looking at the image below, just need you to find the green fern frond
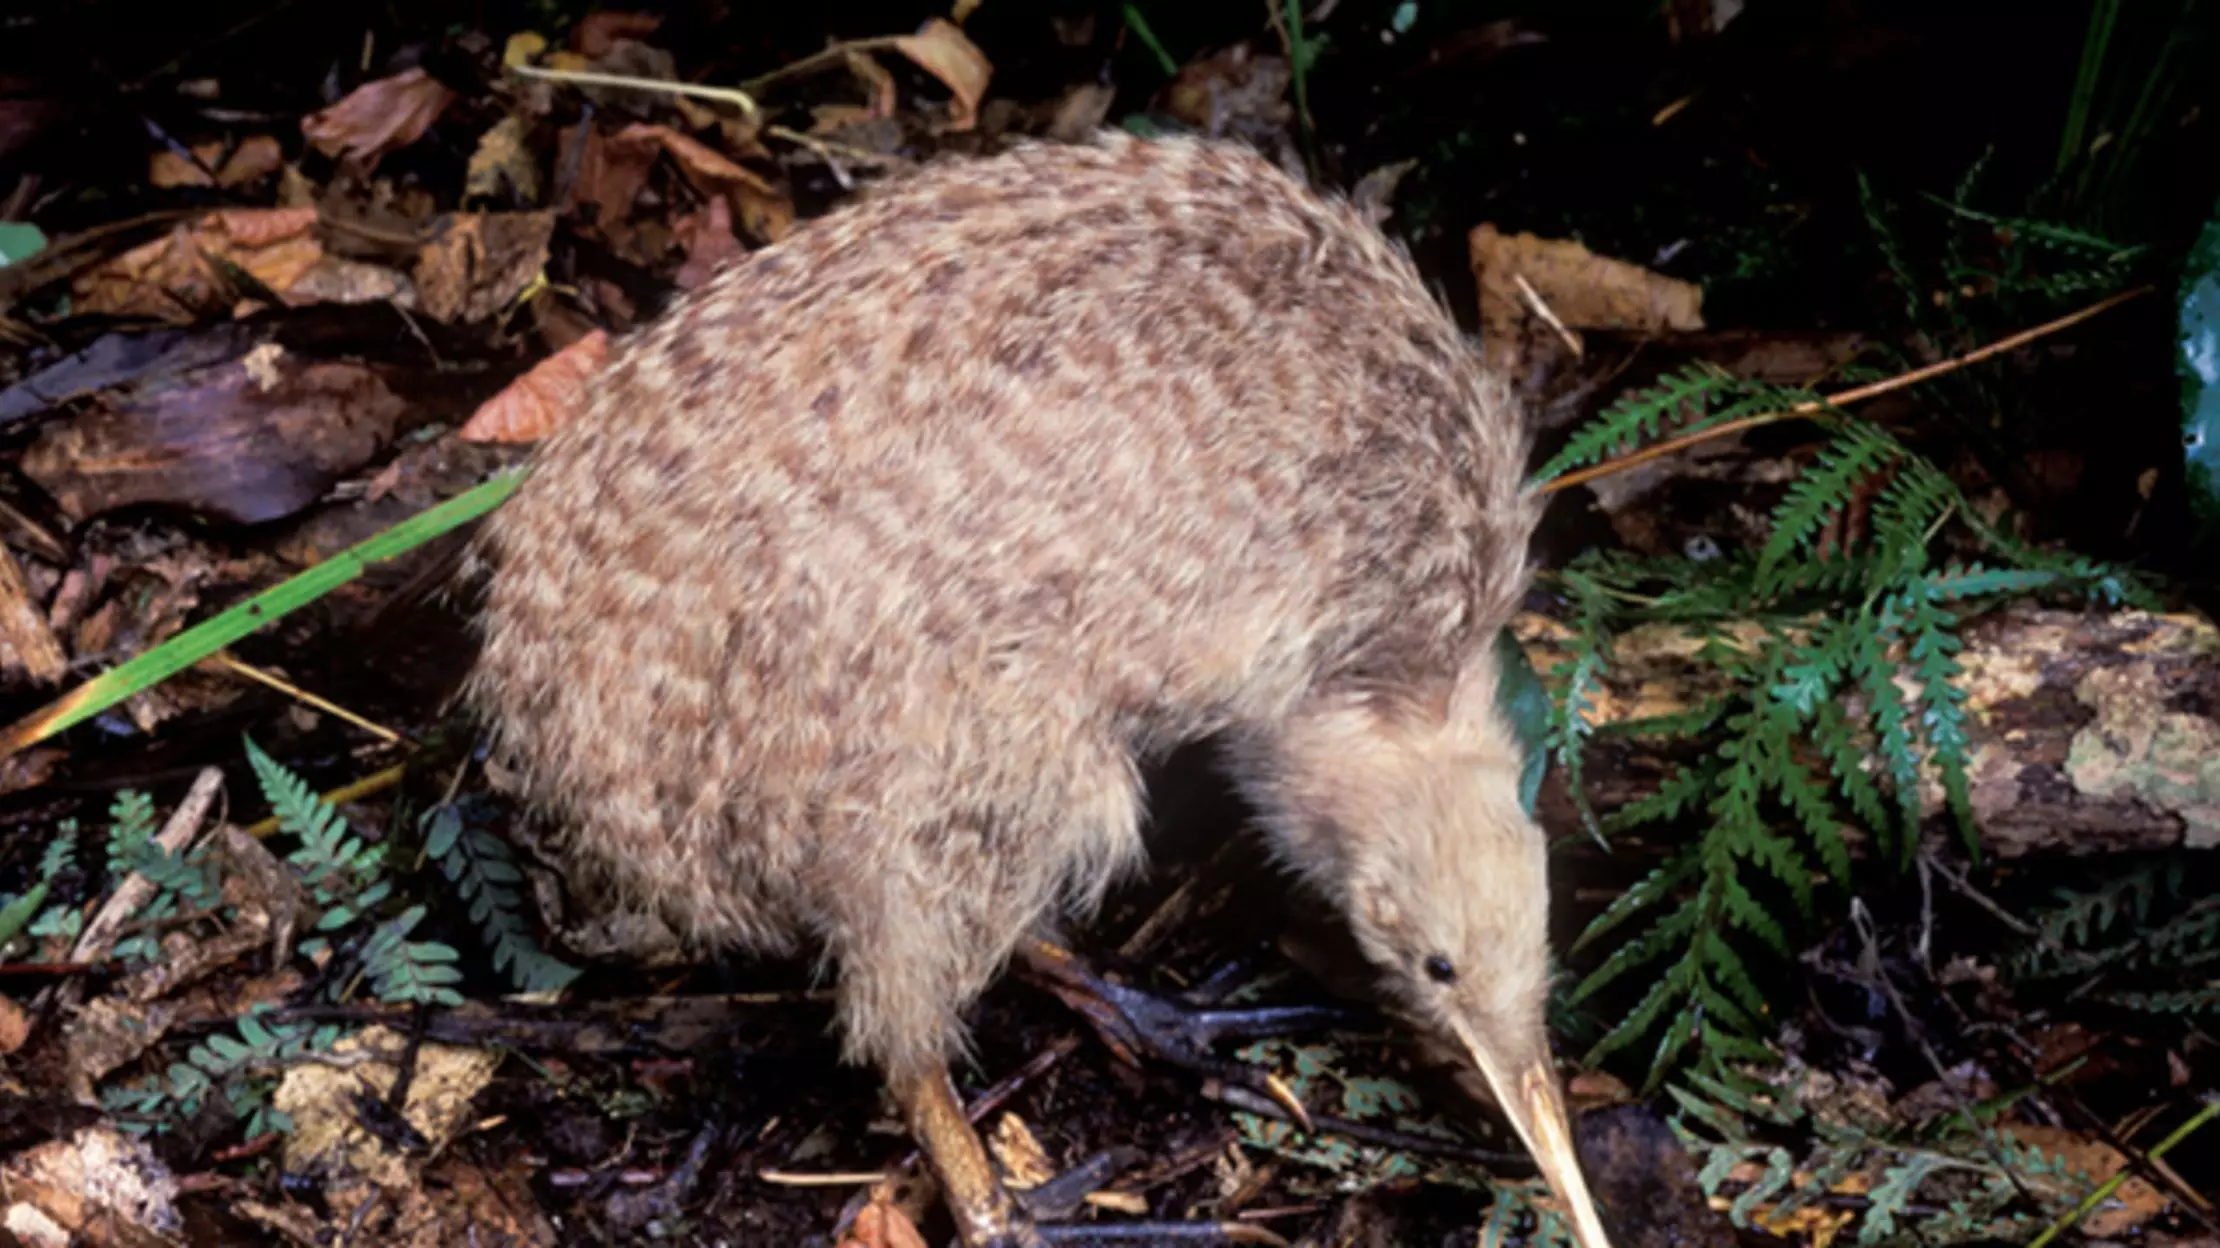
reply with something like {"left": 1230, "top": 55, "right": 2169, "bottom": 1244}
{"left": 1528, "top": 365, "right": 1737, "bottom": 486}
{"left": 426, "top": 803, "right": 581, "bottom": 995}
{"left": 1572, "top": 849, "right": 1703, "bottom": 955}
{"left": 1755, "top": 425, "right": 1902, "bottom": 594}
{"left": 1810, "top": 698, "right": 1891, "bottom": 832}
{"left": 1865, "top": 456, "right": 1957, "bottom": 589}
{"left": 1898, "top": 582, "right": 1977, "bottom": 854}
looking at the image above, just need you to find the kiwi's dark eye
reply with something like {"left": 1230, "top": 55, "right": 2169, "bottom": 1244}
{"left": 1424, "top": 954, "right": 1457, "bottom": 984}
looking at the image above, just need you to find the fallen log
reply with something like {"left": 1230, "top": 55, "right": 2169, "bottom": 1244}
{"left": 1514, "top": 604, "right": 2220, "bottom": 858}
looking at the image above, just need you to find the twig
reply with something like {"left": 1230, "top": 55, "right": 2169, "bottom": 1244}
{"left": 70, "top": 766, "right": 225, "bottom": 964}
{"left": 241, "top": 764, "right": 405, "bottom": 840}
{"left": 1513, "top": 273, "right": 1583, "bottom": 359}
{"left": 207, "top": 652, "right": 407, "bottom": 746}
{"left": 2026, "top": 1096, "right": 2220, "bottom": 1248}
{"left": 758, "top": 1169, "right": 889, "bottom": 1186}
{"left": 509, "top": 64, "right": 759, "bottom": 121}
{"left": 1540, "top": 285, "right": 2153, "bottom": 495}
{"left": 740, "top": 36, "right": 902, "bottom": 96}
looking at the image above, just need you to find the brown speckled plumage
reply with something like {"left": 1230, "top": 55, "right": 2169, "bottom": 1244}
{"left": 466, "top": 131, "right": 1605, "bottom": 1247}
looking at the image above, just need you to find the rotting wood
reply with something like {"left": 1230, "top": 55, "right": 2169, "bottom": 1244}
{"left": 1516, "top": 604, "right": 2220, "bottom": 857}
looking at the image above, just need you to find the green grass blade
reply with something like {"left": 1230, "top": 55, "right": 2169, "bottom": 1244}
{"left": 0, "top": 470, "right": 526, "bottom": 757}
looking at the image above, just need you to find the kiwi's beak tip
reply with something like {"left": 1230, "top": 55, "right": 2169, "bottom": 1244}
{"left": 1455, "top": 1027, "right": 1614, "bottom": 1248}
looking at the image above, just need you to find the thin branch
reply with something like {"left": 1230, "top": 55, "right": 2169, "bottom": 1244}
{"left": 1539, "top": 285, "right": 2153, "bottom": 496}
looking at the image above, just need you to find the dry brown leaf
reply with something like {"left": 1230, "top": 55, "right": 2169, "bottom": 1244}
{"left": 892, "top": 17, "right": 992, "bottom": 131}
{"left": 72, "top": 208, "right": 323, "bottom": 322}
{"left": 559, "top": 121, "right": 657, "bottom": 248}
{"left": 607, "top": 122, "right": 775, "bottom": 195}
{"left": 413, "top": 210, "right": 555, "bottom": 324}
{"left": 573, "top": 10, "right": 664, "bottom": 58}
{"left": 987, "top": 1113, "right": 1057, "bottom": 1190}
{"left": 465, "top": 114, "right": 540, "bottom": 203}
{"left": 0, "top": 543, "right": 65, "bottom": 684}
{"left": 22, "top": 343, "right": 408, "bottom": 524}
{"left": 836, "top": 1195, "right": 930, "bottom": 1248}
{"left": 0, "top": 993, "right": 31, "bottom": 1056}
{"left": 1159, "top": 44, "right": 1292, "bottom": 138}
{"left": 604, "top": 123, "right": 792, "bottom": 243}
{"left": 1468, "top": 223, "right": 1704, "bottom": 374}
{"left": 148, "top": 136, "right": 285, "bottom": 189}
{"left": 459, "top": 330, "right": 610, "bottom": 443}
{"left": 842, "top": 47, "right": 900, "bottom": 121}
{"left": 301, "top": 67, "right": 456, "bottom": 168}
{"left": 673, "top": 196, "right": 745, "bottom": 291}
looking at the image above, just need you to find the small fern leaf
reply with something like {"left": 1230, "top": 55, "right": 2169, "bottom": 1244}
{"left": 243, "top": 736, "right": 342, "bottom": 852}
{"left": 1574, "top": 849, "right": 1703, "bottom": 954}
{"left": 1583, "top": 954, "right": 1694, "bottom": 1066}
{"left": 1571, "top": 897, "right": 1702, "bottom": 1002}
{"left": 1529, "top": 365, "right": 1736, "bottom": 486}
{"left": 1755, "top": 426, "right": 1900, "bottom": 594}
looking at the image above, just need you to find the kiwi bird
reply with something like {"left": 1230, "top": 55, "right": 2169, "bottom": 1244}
{"left": 465, "top": 130, "right": 1611, "bottom": 1248}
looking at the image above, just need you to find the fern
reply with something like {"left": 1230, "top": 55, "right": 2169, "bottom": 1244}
{"left": 1529, "top": 364, "right": 1752, "bottom": 486}
{"left": 426, "top": 801, "right": 581, "bottom": 994}
{"left": 1754, "top": 424, "right": 1901, "bottom": 593}
{"left": 1543, "top": 353, "right": 2145, "bottom": 1087}
{"left": 2007, "top": 864, "right": 2220, "bottom": 1018}
{"left": 245, "top": 735, "right": 389, "bottom": 956}
{"left": 1671, "top": 1064, "right": 2101, "bottom": 1247}
{"left": 357, "top": 904, "right": 466, "bottom": 1007}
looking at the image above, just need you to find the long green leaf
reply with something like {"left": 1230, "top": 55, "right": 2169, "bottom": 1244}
{"left": 0, "top": 471, "right": 526, "bottom": 756}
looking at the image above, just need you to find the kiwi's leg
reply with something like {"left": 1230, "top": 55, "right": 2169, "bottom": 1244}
{"left": 892, "top": 1061, "right": 1043, "bottom": 1248}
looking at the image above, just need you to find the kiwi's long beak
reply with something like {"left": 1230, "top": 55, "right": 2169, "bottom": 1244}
{"left": 1452, "top": 1021, "right": 1613, "bottom": 1248}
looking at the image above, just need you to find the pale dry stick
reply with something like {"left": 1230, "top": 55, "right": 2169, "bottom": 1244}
{"left": 70, "top": 765, "right": 225, "bottom": 964}
{"left": 1512, "top": 272, "right": 1584, "bottom": 360}
{"left": 758, "top": 1169, "right": 893, "bottom": 1187}
{"left": 205, "top": 652, "right": 407, "bottom": 746}
{"left": 1540, "top": 284, "right": 2154, "bottom": 496}
{"left": 507, "top": 64, "right": 759, "bottom": 121}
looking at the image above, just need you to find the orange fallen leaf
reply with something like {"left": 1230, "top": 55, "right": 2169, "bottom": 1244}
{"left": 72, "top": 207, "right": 325, "bottom": 322}
{"left": 892, "top": 17, "right": 992, "bottom": 131}
{"left": 458, "top": 331, "right": 610, "bottom": 444}
{"left": 836, "top": 1195, "right": 929, "bottom": 1248}
{"left": 301, "top": 67, "right": 456, "bottom": 168}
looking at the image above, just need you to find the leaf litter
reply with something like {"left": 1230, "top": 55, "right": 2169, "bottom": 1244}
{"left": 0, "top": 4, "right": 2211, "bottom": 1247}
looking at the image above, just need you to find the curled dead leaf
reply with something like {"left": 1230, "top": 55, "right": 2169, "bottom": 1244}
{"left": 149, "top": 136, "right": 286, "bottom": 190}
{"left": 892, "top": 18, "right": 992, "bottom": 131}
{"left": 605, "top": 123, "right": 792, "bottom": 243}
{"left": 459, "top": 330, "right": 610, "bottom": 443}
{"left": 414, "top": 211, "right": 555, "bottom": 324}
{"left": 836, "top": 1195, "right": 929, "bottom": 1248}
{"left": 71, "top": 208, "right": 324, "bottom": 323}
{"left": 301, "top": 67, "right": 456, "bottom": 169}
{"left": 1469, "top": 223, "right": 1705, "bottom": 376}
